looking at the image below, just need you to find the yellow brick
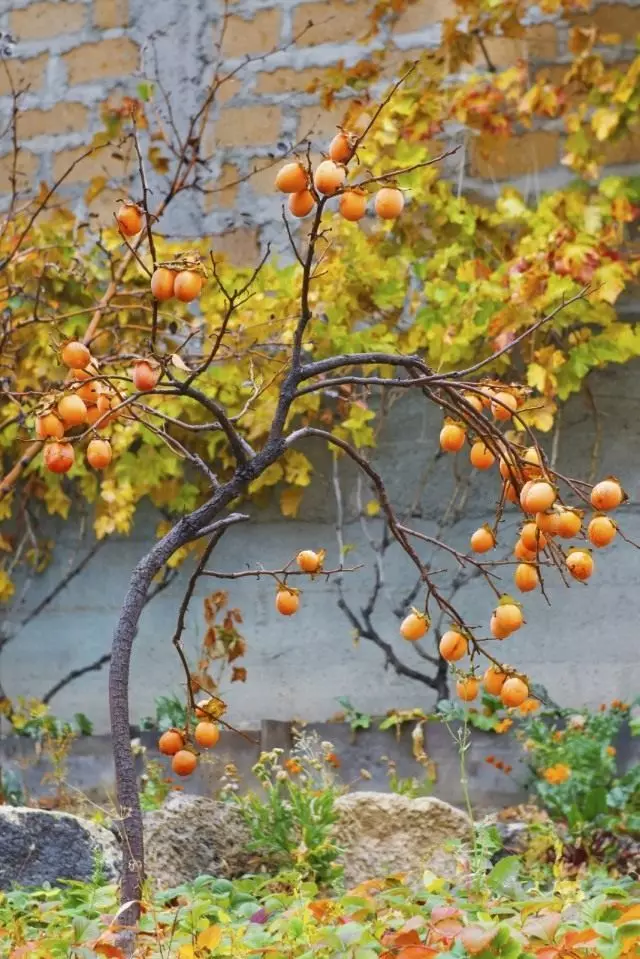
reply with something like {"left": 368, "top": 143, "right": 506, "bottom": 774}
{"left": 256, "top": 66, "right": 325, "bottom": 95}
{"left": 571, "top": 3, "right": 640, "bottom": 38}
{"left": 216, "top": 105, "right": 282, "bottom": 148}
{"left": 63, "top": 38, "right": 139, "bottom": 86}
{"left": 217, "top": 76, "right": 242, "bottom": 105}
{"left": 0, "top": 150, "right": 39, "bottom": 194}
{"left": 204, "top": 163, "right": 240, "bottom": 211}
{"left": 10, "top": 1, "right": 85, "bottom": 39}
{"left": 221, "top": 8, "right": 281, "bottom": 58}
{"left": 392, "top": 0, "right": 453, "bottom": 34}
{"left": 94, "top": 0, "right": 128, "bottom": 29}
{"left": 85, "top": 185, "right": 126, "bottom": 221}
{"left": 18, "top": 102, "right": 89, "bottom": 140}
{"left": 0, "top": 54, "right": 48, "bottom": 96}
{"left": 212, "top": 228, "right": 259, "bottom": 266}
{"left": 246, "top": 157, "right": 284, "bottom": 194}
{"left": 297, "top": 101, "right": 355, "bottom": 143}
{"left": 602, "top": 127, "right": 640, "bottom": 166}
{"left": 477, "top": 24, "right": 557, "bottom": 69}
{"left": 293, "top": 0, "right": 370, "bottom": 46}
{"left": 52, "top": 143, "right": 130, "bottom": 183}
{"left": 471, "top": 131, "right": 559, "bottom": 180}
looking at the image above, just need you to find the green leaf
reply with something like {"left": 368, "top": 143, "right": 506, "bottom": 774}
{"left": 486, "top": 856, "right": 521, "bottom": 893}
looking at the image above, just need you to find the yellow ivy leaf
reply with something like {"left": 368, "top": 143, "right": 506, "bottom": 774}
{"left": 84, "top": 175, "right": 107, "bottom": 204}
{"left": 365, "top": 500, "right": 380, "bottom": 517}
{"left": 591, "top": 107, "right": 619, "bottom": 142}
{"left": 0, "top": 569, "right": 15, "bottom": 603}
{"left": 280, "top": 486, "right": 304, "bottom": 518}
{"left": 197, "top": 925, "right": 222, "bottom": 950}
{"left": 0, "top": 534, "right": 11, "bottom": 552}
{"left": 177, "top": 947, "right": 196, "bottom": 959}
{"left": 248, "top": 462, "right": 284, "bottom": 494}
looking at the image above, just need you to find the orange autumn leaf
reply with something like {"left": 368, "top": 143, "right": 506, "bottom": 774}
{"left": 397, "top": 948, "right": 439, "bottom": 959}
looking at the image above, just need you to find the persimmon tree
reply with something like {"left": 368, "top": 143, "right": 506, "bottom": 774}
{"left": 0, "top": 0, "right": 638, "bottom": 940}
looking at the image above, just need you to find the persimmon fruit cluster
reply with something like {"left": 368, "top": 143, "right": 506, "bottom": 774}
{"left": 276, "top": 131, "right": 405, "bottom": 224}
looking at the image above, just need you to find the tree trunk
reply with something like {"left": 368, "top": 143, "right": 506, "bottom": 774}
{"left": 109, "top": 493, "right": 235, "bottom": 929}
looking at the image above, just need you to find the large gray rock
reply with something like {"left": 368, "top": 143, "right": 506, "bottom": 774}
{"left": 334, "top": 792, "right": 472, "bottom": 887}
{"left": 143, "top": 793, "right": 265, "bottom": 889}
{"left": 0, "top": 806, "right": 120, "bottom": 890}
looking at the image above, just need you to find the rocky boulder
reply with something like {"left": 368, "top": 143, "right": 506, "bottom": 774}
{"left": 143, "top": 793, "right": 265, "bottom": 888}
{"left": 334, "top": 792, "right": 472, "bottom": 887}
{"left": 0, "top": 806, "right": 120, "bottom": 890}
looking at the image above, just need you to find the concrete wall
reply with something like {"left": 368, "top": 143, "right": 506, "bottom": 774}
{"left": 1, "top": 0, "right": 640, "bottom": 259}
{"left": 3, "top": 357, "right": 640, "bottom": 733}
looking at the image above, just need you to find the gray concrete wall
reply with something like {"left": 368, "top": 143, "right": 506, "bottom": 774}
{"left": 2, "top": 359, "right": 640, "bottom": 734}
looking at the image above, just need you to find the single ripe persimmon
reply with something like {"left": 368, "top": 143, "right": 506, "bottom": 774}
{"left": 132, "top": 360, "right": 160, "bottom": 392}
{"left": 483, "top": 666, "right": 507, "bottom": 696}
{"left": 61, "top": 340, "right": 91, "bottom": 370}
{"left": 85, "top": 405, "right": 103, "bottom": 427}
{"left": 491, "top": 391, "right": 518, "bottom": 421}
{"left": 288, "top": 190, "right": 315, "bottom": 218}
{"left": 36, "top": 412, "right": 64, "bottom": 440}
{"left": 499, "top": 457, "right": 517, "bottom": 481}
{"left": 590, "top": 478, "right": 624, "bottom": 511}
{"left": 194, "top": 721, "right": 220, "bottom": 748}
{"left": 150, "top": 267, "right": 175, "bottom": 301}
{"left": 275, "top": 162, "right": 308, "bottom": 193}
{"left": 490, "top": 612, "right": 512, "bottom": 640}
{"left": 276, "top": 588, "right": 299, "bottom": 616}
{"left": 470, "top": 526, "right": 495, "bottom": 553}
{"left": 116, "top": 202, "right": 143, "bottom": 236}
{"left": 588, "top": 514, "right": 617, "bottom": 548}
{"left": 400, "top": 611, "right": 428, "bottom": 641}
{"left": 339, "top": 189, "right": 367, "bottom": 222}
{"left": 439, "top": 629, "right": 467, "bottom": 662}
{"left": 566, "top": 548, "right": 594, "bottom": 581}
{"left": 313, "top": 160, "right": 345, "bottom": 196}
{"left": 456, "top": 677, "right": 479, "bottom": 702}
{"left": 57, "top": 394, "right": 87, "bottom": 427}
{"left": 521, "top": 481, "right": 556, "bottom": 514}
{"left": 44, "top": 441, "right": 74, "bottom": 474}
{"left": 86, "top": 438, "right": 112, "bottom": 469}
{"left": 158, "top": 729, "right": 184, "bottom": 756}
{"left": 470, "top": 441, "right": 495, "bottom": 470}
{"left": 171, "top": 749, "right": 198, "bottom": 777}
{"left": 501, "top": 676, "right": 529, "bottom": 708}
{"left": 522, "top": 446, "right": 543, "bottom": 478}
{"left": 75, "top": 379, "right": 100, "bottom": 405}
{"left": 521, "top": 522, "right": 546, "bottom": 553}
{"left": 464, "top": 392, "right": 484, "bottom": 414}
{"left": 494, "top": 602, "right": 523, "bottom": 634}
{"left": 439, "top": 422, "right": 465, "bottom": 453}
{"left": 296, "top": 549, "right": 321, "bottom": 573}
{"left": 536, "top": 510, "right": 561, "bottom": 536}
{"left": 515, "top": 563, "right": 539, "bottom": 592}
{"left": 174, "top": 270, "right": 203, "bottom": 303}
{"left": 329, "top": 131, "right": 354, "bottom": 164}
{"left": 556, "top": 508, "right": 582, "bottom": 539}
{"left": 374, "top": 186, "right": 404, "bottom": 219}
{"left": 514, "top": 538, "right": 537, "bottom": 562}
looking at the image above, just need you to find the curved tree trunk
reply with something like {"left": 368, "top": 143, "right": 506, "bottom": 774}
{"left": 109, "top": 494, "right": 240, "bottom": 928}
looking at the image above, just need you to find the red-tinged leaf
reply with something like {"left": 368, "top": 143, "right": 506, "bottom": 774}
{"left": 382, "top": 928, "right": 421, "bottom": 947}
{"left": 397, "top": 947, "right": 439, "bottom": 959}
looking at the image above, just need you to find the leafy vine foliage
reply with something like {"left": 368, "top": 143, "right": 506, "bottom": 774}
{"left": 0, "top": 0, "right": 639, "bottom": 937}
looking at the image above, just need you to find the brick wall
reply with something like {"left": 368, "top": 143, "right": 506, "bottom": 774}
{"left": 1, "top": 0, "right": 639, "bottom": 263}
